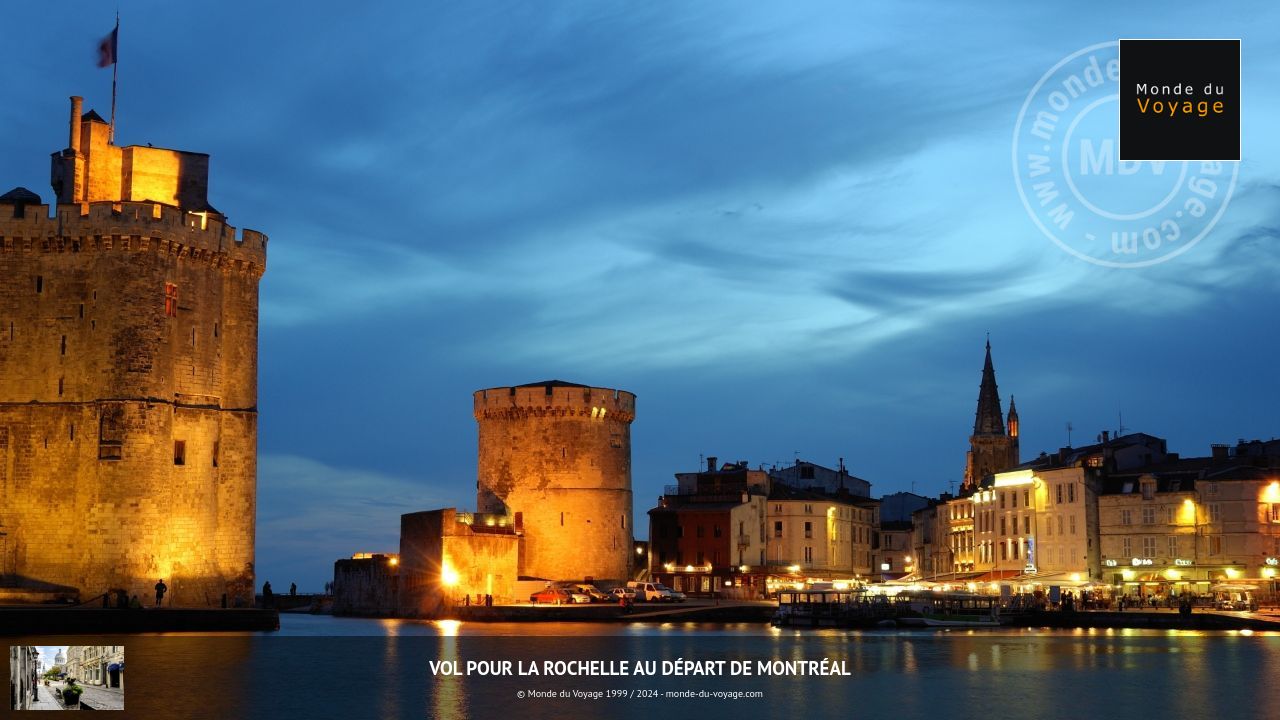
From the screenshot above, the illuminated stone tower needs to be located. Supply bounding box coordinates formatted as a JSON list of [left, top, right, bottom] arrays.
[[962, 340, 1020, 494], [474, 381, 635, 582], [0, 97, 266, 606]]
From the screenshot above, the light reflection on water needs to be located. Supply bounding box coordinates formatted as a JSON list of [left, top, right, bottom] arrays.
[[12, 616, 1279, 720]]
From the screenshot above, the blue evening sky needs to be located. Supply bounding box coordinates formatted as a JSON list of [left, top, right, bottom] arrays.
[[2, 2, 1277, 589]]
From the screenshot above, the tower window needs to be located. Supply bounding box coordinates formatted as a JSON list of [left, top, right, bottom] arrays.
[[58, 377, 64, 396], [165, 283, 179, 317], [35, 276, 43, 293], [212, 440, 220, 468], [60, 335, 66, 355], [174, 440, 186, 466]]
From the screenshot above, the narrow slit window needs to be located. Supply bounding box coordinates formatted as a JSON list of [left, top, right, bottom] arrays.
[[173, 440, 186, 466], [212, 440, 220, 468], [35, 276, 43, 293]]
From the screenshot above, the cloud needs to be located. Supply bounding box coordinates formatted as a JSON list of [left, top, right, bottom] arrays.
[[255, 455, 455, 590]]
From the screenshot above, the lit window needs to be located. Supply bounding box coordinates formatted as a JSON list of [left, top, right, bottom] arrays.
[[165, 283, 179, 317]]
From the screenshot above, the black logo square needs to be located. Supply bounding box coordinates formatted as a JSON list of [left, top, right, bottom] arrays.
[[1119, 39, 1240, 161]]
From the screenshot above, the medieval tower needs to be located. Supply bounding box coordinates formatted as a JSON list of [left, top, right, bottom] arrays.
[[474, 381, 635, 582], [961, 339, 1020, 494], [0, 97, 265, 606]]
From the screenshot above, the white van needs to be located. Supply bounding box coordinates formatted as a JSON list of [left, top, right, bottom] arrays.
[[626, 581, 673, 602]]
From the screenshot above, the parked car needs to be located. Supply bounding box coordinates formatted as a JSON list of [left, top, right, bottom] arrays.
[[654, 583, 686, 602], [530, 587, 573, 605], [610, 587, 638, 602], [563, 588, 593, 604], [572, 584, 612, 603], [627, 581, 682, 602]]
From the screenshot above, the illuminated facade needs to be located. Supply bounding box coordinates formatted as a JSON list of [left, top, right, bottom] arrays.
[[0, 96, 265, 606], [1099, 452, 1280, 596], [398, 508, 520, 616], [475, 381, 635, 582]]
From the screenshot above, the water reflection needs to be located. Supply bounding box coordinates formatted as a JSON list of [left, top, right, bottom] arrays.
[[11, 618, 1278, 720]]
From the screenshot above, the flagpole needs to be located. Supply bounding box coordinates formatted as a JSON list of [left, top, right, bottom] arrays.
[[109, 13, 119, 143]]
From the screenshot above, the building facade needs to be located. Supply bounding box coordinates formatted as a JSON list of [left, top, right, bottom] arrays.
[[0, 97, 265, 606], [63, 646, 123, 689], [1099, 450, 1280, 599], [648, 460, 768, 597], [9, 645, 38, 710], [474, 381, 634, 582], [398, 508, 521, 617]]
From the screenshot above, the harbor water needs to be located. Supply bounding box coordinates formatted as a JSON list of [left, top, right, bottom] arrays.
[[12, 614, 1278, 719]]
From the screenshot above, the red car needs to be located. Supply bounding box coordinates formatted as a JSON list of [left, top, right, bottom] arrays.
[[530, 587, 573, 605]]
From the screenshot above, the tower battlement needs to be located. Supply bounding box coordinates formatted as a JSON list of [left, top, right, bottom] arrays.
[[0, 199, 267, 276], [473, 382, 636, 422]]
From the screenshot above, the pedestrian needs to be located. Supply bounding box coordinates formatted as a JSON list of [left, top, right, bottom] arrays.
[[154, 578, 168, 607], [290, 582, 297, 596], [486, 594, 493, 607], [464, 594, 471, 607], [263, 581, 274, 608]]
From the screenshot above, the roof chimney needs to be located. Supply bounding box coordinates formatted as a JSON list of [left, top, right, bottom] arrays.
[[68, 96, 83, 154], [1101, 430, 1110, 443], [707, 456, 717, 473]]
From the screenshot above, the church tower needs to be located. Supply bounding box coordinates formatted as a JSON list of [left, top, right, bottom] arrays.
[[962, 339, 1020, 494]]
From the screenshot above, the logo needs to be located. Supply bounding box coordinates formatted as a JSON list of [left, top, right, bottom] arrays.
[[1013, 42, 1238, 267]]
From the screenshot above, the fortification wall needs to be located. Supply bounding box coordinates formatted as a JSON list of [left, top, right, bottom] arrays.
[[0, 200, 264, 606]]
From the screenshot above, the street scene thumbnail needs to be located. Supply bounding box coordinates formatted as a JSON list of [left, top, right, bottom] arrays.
[[9, 646, 123, 710]]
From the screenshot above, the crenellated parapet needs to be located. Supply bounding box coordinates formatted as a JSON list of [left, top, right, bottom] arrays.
[[473, 382, 636, 423], [0, 201, 267, 277]]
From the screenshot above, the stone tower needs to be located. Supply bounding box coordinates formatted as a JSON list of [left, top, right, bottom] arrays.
[[0, 97, 266, 606], [962, 339, 1020, 494], [474, 381, 635, 582]]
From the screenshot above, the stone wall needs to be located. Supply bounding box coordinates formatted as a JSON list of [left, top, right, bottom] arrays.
[[0, 192, 265, 606], [398, 508, 520, 618], [332, 556, 399, 616]]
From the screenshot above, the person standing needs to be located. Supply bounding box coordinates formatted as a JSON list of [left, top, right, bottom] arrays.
[[263, 581, 274, 608], [290, 582, 297, 596], [154, 579, 168, 607]]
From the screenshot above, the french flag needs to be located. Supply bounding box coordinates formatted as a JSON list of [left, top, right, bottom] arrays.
[[97, 25, 117, 68]]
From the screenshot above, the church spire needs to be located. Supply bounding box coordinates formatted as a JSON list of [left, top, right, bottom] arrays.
[[973, 338, 1005, 436]]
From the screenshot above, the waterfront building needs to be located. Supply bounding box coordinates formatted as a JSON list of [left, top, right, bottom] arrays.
[[873, 520, 915, 581], [1098, 442, 1280, 600], [765, 484, 875, 578], [648, 459, 769, 597], [0, 97, 265, 606], [911, 497, 956, 580]]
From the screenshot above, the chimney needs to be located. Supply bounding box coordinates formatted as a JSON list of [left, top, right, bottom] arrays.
[[707, 456, 717, 473], [1101, 430, 1110, 443], [69, 96, 83, 154], [1211, 445, 1229, 460]]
